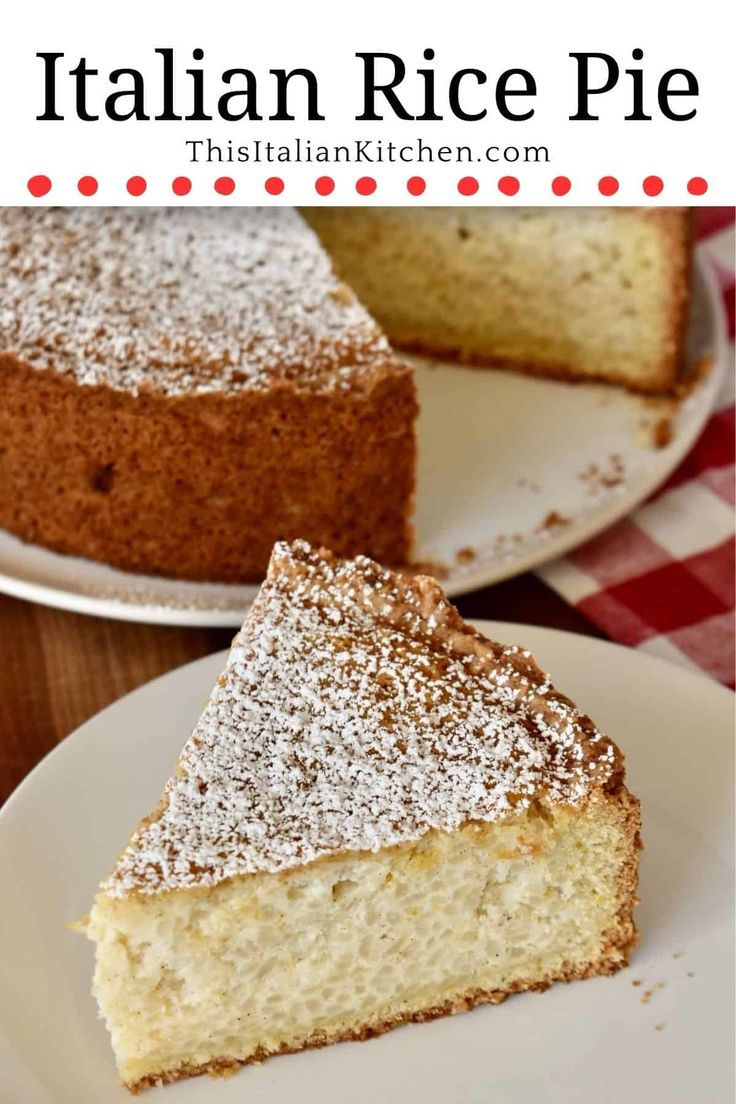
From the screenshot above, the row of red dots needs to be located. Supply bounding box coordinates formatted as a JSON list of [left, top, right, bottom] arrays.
[[27, 174, 709, 198]]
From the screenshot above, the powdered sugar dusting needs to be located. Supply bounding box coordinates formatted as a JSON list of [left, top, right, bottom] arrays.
[[0, 208, 391, 396], [106, 541, 620, 896]]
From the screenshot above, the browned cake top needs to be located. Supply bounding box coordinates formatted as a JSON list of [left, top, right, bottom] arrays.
[[0, 208, 394, 396], [105, 541, 622, 897]]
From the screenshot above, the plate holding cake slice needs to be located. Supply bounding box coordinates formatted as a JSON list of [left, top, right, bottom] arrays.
[[80, 540, 641, 1092]]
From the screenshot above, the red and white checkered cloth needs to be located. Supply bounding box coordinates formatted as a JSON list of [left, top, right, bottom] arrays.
[[539, 208, 735, 689]]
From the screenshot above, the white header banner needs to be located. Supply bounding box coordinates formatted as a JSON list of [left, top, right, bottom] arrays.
[[0, 0, 732, 205]]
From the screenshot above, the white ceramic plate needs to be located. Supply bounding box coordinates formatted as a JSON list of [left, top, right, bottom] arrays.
[[0, 622, 732, 1104], [0, 251, 728, 626]]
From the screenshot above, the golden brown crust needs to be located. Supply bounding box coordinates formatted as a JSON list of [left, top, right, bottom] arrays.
[[602, 784, 642, 959], [657, 208, 695, 389], [0, 354, 416, 582]]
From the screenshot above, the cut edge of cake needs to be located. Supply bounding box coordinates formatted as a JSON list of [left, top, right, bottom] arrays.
[[303, 206, 693, 394], [93, 798, 641, 1094]]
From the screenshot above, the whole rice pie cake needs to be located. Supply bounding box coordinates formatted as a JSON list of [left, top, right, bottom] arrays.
[[80, 539, 641, 1092]]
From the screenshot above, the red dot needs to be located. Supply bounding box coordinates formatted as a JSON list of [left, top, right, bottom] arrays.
[[498, 176, 519, 196], [643, 175, 663, 197], [687, 176, 708, 196], [172, 176, 191, 196], [598, 176, 619, 196], [265, 177, 284, 196], [77, 175, 98, 197], [457, 176, 479, 196], [407, 176, 426, 196], [356, 176, 377, 196], [27, 175, 51, 198], [214, 176, 235, 196], [127, 175, 147, 197], [315, 176, 335, 196], [551, 176, 571, 196]]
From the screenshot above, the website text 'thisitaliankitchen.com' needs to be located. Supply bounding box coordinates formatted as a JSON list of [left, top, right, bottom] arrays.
[[185, 136, 551, 164]]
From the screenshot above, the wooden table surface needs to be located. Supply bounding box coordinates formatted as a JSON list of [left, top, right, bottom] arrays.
[[0, 576, 600, 806]]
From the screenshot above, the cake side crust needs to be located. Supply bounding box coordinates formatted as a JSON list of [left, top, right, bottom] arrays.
[[651, 207, 694, 389], [0, 357, 416, 581]]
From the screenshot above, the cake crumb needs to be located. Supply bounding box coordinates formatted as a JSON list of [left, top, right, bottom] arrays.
[[536, 510, 569, 534], [455, 546, 477, 565], [641, 982, 666, 1005], [632, 979, 643, 987], [652, 415, 674, 449], [687, 971, 695, 978], [655, 1023, 665, 1032], [579, 453, 627, 495], [672, 951, 684, 960]]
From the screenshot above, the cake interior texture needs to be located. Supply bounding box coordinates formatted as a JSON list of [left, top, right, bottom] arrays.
[[88, 798, 637, 1091], [304, 206, 691, 392], [82, 540, 640, 1092]]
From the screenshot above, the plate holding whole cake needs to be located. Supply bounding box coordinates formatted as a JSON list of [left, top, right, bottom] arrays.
[[79, 540, 641, 1092]]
